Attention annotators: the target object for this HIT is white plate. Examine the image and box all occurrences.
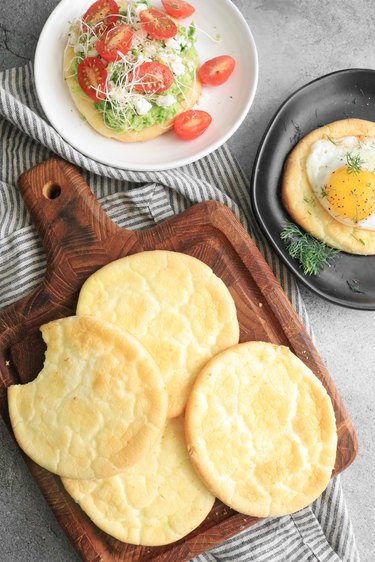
[34,0,258,171]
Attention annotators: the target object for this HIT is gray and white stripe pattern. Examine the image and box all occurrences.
[0,63,359,562]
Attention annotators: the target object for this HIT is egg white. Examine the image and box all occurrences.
[306,136,375,230]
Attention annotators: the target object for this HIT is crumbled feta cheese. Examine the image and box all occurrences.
[165,35,192,52]
[178,35,188,48]
[159,53,186,76]
[160,52,179,64]
[155,94,177,108]
[134,96,152,116]
[165,38,180,51]
[73,43,85,55]
[135,3,148,15]
[171,60,185,76]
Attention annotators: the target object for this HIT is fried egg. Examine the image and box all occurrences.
[282,119,375,255]
[307,136,375,230]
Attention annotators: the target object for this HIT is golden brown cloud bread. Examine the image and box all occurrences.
[62,417,215,546]
[185,342,337,517]
[63,47,201,143]
[77,250,240,418]
[8,316,167,479]
[282,118,375,254]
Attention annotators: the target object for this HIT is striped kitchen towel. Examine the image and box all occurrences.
[0,63,360,562]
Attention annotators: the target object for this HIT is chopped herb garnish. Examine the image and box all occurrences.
[320,185,330,198]
[188,23,196,40]
[347,279,364,294]
[327,136,337,145]
[350,233,366,246]
[280,223,339,276]
[303,195,316,206]
[346,152,364,175]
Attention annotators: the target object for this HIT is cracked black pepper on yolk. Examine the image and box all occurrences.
[324,165,375,223]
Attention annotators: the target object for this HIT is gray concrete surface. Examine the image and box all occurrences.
[0,0,374,560]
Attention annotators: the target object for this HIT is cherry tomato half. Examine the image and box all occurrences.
[77,57,108,102]
[131,62,174,94]
[83,0,119,28]
[161,0,195,19]
[96,24,133,62]
[198,55,236,86]
[173,110,212,140]
[139,8,177,40]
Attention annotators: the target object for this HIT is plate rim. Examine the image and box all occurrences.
[250,67,375,311]
[34,0,259,172]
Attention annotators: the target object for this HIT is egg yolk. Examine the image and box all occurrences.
[324,166,375,223]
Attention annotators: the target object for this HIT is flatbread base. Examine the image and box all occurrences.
[8,316,167,479]
[62,417,215,546]
[76,250,240,418]
[185,341,337,518]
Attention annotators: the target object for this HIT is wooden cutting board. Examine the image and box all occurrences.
[0,157,357,562]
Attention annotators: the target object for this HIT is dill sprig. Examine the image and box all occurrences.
[280,223,339,275]
[347,279,364,294]
[346,152,364,174]
[350,232,365,246]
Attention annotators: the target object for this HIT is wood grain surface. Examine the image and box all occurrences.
[0,157,358,562]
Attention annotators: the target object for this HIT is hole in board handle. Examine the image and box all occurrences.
[43,181,61,200]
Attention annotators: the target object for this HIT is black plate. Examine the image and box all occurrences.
[251,68,375,310]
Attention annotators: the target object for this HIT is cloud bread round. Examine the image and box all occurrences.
[8,316,167,479]
[185,341,337,517]
[63,47,201,143]
[62,417,215,546]
[76,250,240,418]
[282,118,375,254]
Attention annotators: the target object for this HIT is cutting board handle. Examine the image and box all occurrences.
[0,158,133,352]
[18,157,123,266]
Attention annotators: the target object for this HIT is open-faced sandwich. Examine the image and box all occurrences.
[282,118,375,255]
[64,0,201,142]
